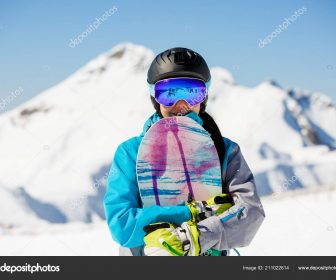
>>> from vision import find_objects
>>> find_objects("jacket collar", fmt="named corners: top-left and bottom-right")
top-left (140, 111), bottom-right (204, 137)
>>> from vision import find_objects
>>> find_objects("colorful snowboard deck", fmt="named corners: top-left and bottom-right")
top-left (137, 116), bottom-right (222, 207)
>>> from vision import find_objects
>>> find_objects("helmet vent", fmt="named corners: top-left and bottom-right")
top-left (159, 53), bottom-right (166, 64)
top-left (174, 51), bottom-right (193, 65)
top-left (166, 51), bottom-right (173, 63)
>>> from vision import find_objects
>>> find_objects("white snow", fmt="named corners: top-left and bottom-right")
top-left (1, 187), bottom-right (335, 256)
top-left (209, 67), bottom-right (235, 84)
top-left (0, 42), bottom-right (335, 255)
top-left (239, 186), bottom-right (336, 256)
top-left (0, 221), bottom-right (118, 256)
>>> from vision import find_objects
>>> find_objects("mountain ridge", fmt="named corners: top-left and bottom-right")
top-left (0, 42), bottom-right (335, 226)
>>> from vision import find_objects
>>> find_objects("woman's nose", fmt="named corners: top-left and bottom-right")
top-left (169, 100), bottom-right (192, 115)
top-left (173, 99), bottom-right (189, 108)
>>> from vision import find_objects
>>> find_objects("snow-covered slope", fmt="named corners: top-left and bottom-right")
top-left (1, 187), bottom-right (335, 256)
top-left (207, 79), bottom-right (336, 196)
top-left (0, 221), bottom-right (118, 256)
top-left (239, 186), bottom-right (336, 256)
top-left (0, 42), bottom-right (335, 229)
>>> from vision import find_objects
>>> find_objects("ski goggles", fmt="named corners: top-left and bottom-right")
top-left (149, 77), bottom-right (210, 107)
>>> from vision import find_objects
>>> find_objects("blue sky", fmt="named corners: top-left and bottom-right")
top-left (1, 0), bottom-right (335, 112)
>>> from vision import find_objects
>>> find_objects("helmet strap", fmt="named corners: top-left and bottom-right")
top-left (150, 96), bottom-right (164, 118)
top-left (199, 95), bottom-right (208, 113)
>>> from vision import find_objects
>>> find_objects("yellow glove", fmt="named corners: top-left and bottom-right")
top-left (186, 193), bottom-right (233, 222)
top-left (143, 222), bottom-right (200, 256)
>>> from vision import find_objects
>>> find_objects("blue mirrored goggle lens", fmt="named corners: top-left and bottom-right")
top-left (152, 78), bottom-right (208, 107)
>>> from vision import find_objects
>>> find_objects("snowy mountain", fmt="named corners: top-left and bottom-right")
top-left (0, 42), bottom-right (336, 229)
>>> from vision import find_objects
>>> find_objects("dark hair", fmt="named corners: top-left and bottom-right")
top-left (199, 111), bottom-right (226, 186)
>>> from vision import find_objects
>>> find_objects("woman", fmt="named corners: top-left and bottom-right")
top-left (104, 47), bottom-right (265, 256)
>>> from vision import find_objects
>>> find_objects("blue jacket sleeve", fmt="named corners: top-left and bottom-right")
top-left (103, 141), bottom-right (191, 248)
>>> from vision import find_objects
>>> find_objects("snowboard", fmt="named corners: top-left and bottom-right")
top-left (136, 115), bottom-right (222, 207)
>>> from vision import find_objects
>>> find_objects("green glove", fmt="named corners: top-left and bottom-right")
top-left (143, 222), bottom-right (200, 256)
top-left (186, 193), bottom-right (233, 222)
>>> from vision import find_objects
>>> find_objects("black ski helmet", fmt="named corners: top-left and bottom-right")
top-left (147, 47), bottom-right (211, 83)
top-left (147, 47), bottom-right (211, 116)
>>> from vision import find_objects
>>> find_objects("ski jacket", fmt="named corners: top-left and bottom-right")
top-left (104, 112), bottom-right (265, 256)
